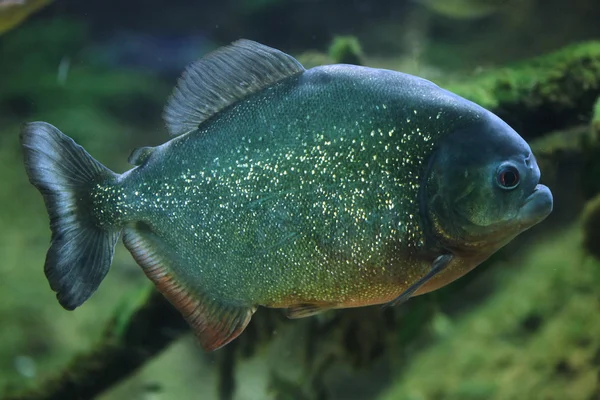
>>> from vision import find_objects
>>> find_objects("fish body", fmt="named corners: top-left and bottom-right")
top-left (21, 40), bottom-right (553, 350)
top-left (101, 66), bottom-right (476, 307)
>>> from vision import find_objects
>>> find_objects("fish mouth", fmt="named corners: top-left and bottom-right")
top-left (517, 184), bottom-right (553, 226)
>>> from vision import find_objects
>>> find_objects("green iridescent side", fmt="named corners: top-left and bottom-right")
top-left (90, 67), bottom-right (483, 308)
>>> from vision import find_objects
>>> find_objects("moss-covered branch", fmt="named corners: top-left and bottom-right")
top-left (2, 287), bottom-right (189, 400)
top-left (445, 41), bottom-right (600, 138)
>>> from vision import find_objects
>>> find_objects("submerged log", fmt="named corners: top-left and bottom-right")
top-left (2, 287), bottom-right (189, 400)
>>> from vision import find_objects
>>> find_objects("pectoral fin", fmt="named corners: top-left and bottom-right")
top-left (123, 223), bottom-right (255, 351)
top-left (385, 254), bottom-right (454, 308)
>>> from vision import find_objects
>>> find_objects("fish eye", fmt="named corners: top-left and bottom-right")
top-left (496, 164), bottom-right (520, 190)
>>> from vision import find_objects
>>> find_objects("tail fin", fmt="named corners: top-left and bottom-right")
top-left (21, 122), bottom-right (121, 310)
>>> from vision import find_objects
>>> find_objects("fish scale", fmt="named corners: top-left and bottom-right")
top-left (94, 68), bottom-right (459, 307)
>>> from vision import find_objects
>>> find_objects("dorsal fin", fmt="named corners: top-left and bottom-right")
top-left (163, 39), bottom-right (306, 136)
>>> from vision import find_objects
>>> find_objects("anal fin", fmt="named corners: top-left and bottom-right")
top-left (122, 223), bottom-right (255, 351)
top-left (286, 302), bottom-right (336, 319)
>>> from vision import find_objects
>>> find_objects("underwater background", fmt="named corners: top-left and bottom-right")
top-left (1, 0), bottom-right (600, 399)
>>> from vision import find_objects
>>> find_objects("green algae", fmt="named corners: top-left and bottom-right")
top-left (443, 41), bottom-right (600, 138)
top-left (328, 36), bottom-right (364, 66)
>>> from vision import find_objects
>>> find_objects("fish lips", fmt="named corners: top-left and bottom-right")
top-left (517, 184), bottom-right (553, 227)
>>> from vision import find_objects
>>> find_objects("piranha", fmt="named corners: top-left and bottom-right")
top-left (21, 40), bottom-right (553, 351)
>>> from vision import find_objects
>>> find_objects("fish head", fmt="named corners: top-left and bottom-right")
top-left (422, 113), bottom-right (553, 255)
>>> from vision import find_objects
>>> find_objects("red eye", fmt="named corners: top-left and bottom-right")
top-left (497, 165), bottom-right (520, 189)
